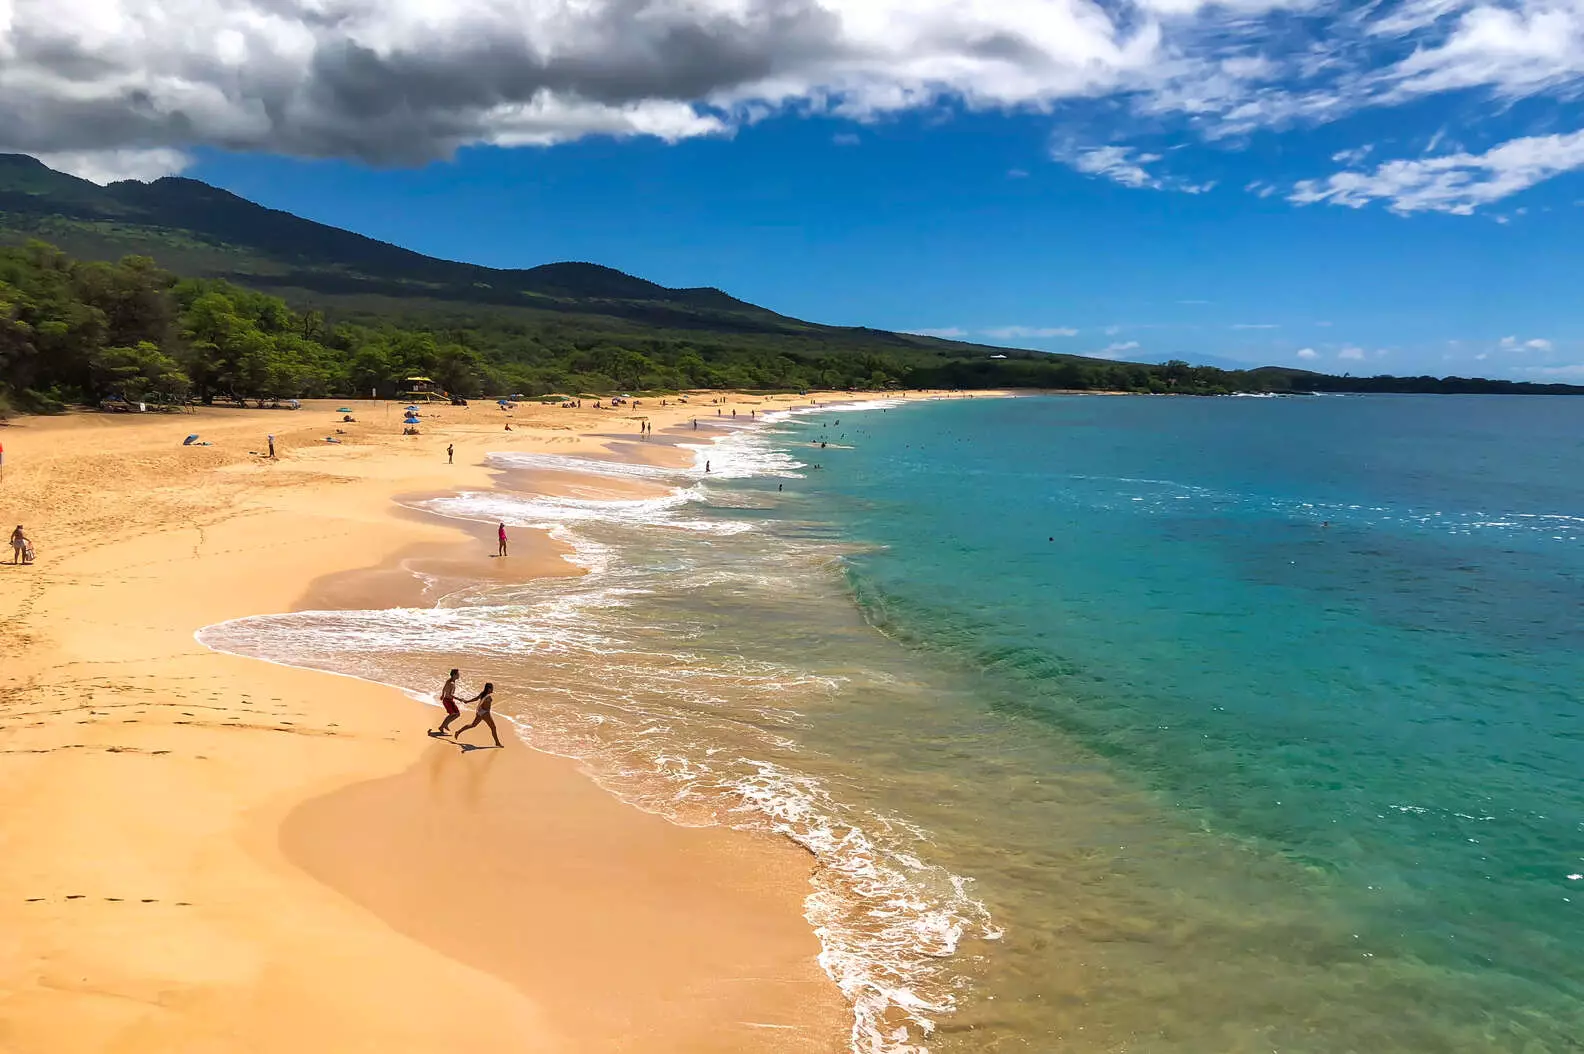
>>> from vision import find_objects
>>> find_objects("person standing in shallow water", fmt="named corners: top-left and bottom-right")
top-left (433, 668), bottom-right (463, 736)
top-left (497, 522), bottom-right (508, 557)
top-left (453, 682), bottom-right (503, 748)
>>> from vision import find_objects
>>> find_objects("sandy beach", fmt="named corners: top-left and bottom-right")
top-left (0, 391), bottom-right (923, 1053)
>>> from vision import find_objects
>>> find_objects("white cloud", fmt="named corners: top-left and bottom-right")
top-left (1097, 340), bottom-right (1142, 358)
top-left (906, 327), bottom-right (969, 339)
top-left (1382, 0), bottom-right (1584, 104)
top-left (0, 0), bottom-right (1170, 171)
top-left (1339, 345), bottom-right (1367, 360)
top-left (1290, 129), bottom-right (1584, 215)
top-left (1064, 145), bottom-right (1165, 189)
top-left (1515, 364), bottom-right (1584, 380)
top-left (984, 325), bottom-right (1078, 339)
top-left (5, 0), bottom-right (1584, 191)
top-left (1331, 144), bottom-right (1374, 166)
top-left (33, 148), bottom-right (192, 184)
top-left (1498, 335), bottom-right (1553, 351)
top-left (1296, 347), bottom-right (1320, 359)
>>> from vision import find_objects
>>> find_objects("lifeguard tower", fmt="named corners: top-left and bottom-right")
top-left (401, 376), bottom-right (447, 403)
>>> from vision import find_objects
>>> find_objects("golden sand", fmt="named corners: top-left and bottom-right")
top-left (0, 392), bottom-right (908, 1053)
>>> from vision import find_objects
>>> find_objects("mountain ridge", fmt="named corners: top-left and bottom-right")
top-left (0, 153), bottom-right (944, 344)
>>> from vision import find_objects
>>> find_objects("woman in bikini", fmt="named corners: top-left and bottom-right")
top-left (452, 682), bottom-right (503, 748)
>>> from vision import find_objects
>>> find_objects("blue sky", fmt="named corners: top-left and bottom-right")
top-left (6, 0), bottom-right (1584, 378)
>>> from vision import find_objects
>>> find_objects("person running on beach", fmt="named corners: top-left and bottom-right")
top-left (452, 682), bottom-right (502, 748)
top-left (267, 434), bottom-right (276, 458)
top-left (10, 525), bottom-right (27, 564)
top-left (497, 522), bottom-right (509, 557)
top-left (447, 443), bottom-right (454, 464)
top-left (433, 668), bottom-right (463, 736)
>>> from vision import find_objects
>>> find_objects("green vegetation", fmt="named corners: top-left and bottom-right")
top-left (0, 153), bottom-right (1579, 408)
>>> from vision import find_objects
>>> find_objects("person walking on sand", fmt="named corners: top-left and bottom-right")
top-left (447, 443), bottom-right (454, 464)
top-left (497, 522), bottom-right (508, 557)
top-left (453, 682), bottom-right (503, 748)
top-left (10, 525), bottom-right (27, 564)
top-left (267, 434), bottom-right (275, 458)
top-left (433, 668), bottom-right (463, 736)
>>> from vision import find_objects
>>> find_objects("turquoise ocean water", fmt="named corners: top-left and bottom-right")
top-left (204, 394), bottom-right (1584, 1052)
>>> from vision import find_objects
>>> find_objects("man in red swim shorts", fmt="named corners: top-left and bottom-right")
top-left (433, 668), bottom-right (462, 736)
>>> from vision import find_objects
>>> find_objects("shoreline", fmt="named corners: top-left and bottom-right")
top-left (0, 391), bottom-right (923, 1053)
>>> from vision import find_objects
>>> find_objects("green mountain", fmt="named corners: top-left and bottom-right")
top-left (0, 153), bottom-right (981, 350)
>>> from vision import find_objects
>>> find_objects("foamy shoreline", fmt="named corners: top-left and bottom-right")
top-left (2, 392), bottom-right (926, 1054)
top-left (195, 391), bottom-right (1006, 1053)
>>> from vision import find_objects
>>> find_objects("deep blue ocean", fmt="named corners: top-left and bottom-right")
top-left (206, 393), bottom-right (1584, 1052)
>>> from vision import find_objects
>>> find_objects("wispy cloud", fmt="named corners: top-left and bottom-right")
top-left (984, 325), bottom-right (1078, 339)
top-left (1500, 335), bottom-right (1553, 351)
top-left (1097, 340), bottom-right (1142, 359)
top-left (1178, 299), bottom-right (1213, 305)
top-left (1231, 323), bottom-right (1280, 330)
top-left (1331, 145), bottom-right (1375, 166)
top-left (1291, 130), bottom-right (1584, 215)
top-left (1007, 168), bottom-right (1031, 179)
top-left (832, 132), bottom-right (861, 147)
top-left (1064, 145), bottom-right (1165, 189)
top-left (1515, 364), bottom-right (1584, 380)
top-left (1339, 345), bottom-right (1367, 360)
top-left (1056, 143), bottom-right (1215, 194)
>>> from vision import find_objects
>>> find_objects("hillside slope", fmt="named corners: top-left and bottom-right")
top-left (0, 153), bottom-right (1012, 355)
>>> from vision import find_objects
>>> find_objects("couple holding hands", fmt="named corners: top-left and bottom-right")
top-left (433, 669), bottom-right (502, 748)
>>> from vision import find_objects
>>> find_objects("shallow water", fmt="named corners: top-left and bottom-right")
top-left (201, 394), bottom-right (1584, 1053)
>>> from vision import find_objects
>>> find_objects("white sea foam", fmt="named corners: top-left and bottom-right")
top-left (485, 450), bottom-right (684, 480)
top-left (198, 395), bottom-right (990, 1054)
top-left (760, 398), bottom-right (909, 425)
top-left (415, 487), bottom-right (755, 537)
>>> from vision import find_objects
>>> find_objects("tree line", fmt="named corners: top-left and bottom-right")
top-left (2, 241), bottom-right (1579, 413)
